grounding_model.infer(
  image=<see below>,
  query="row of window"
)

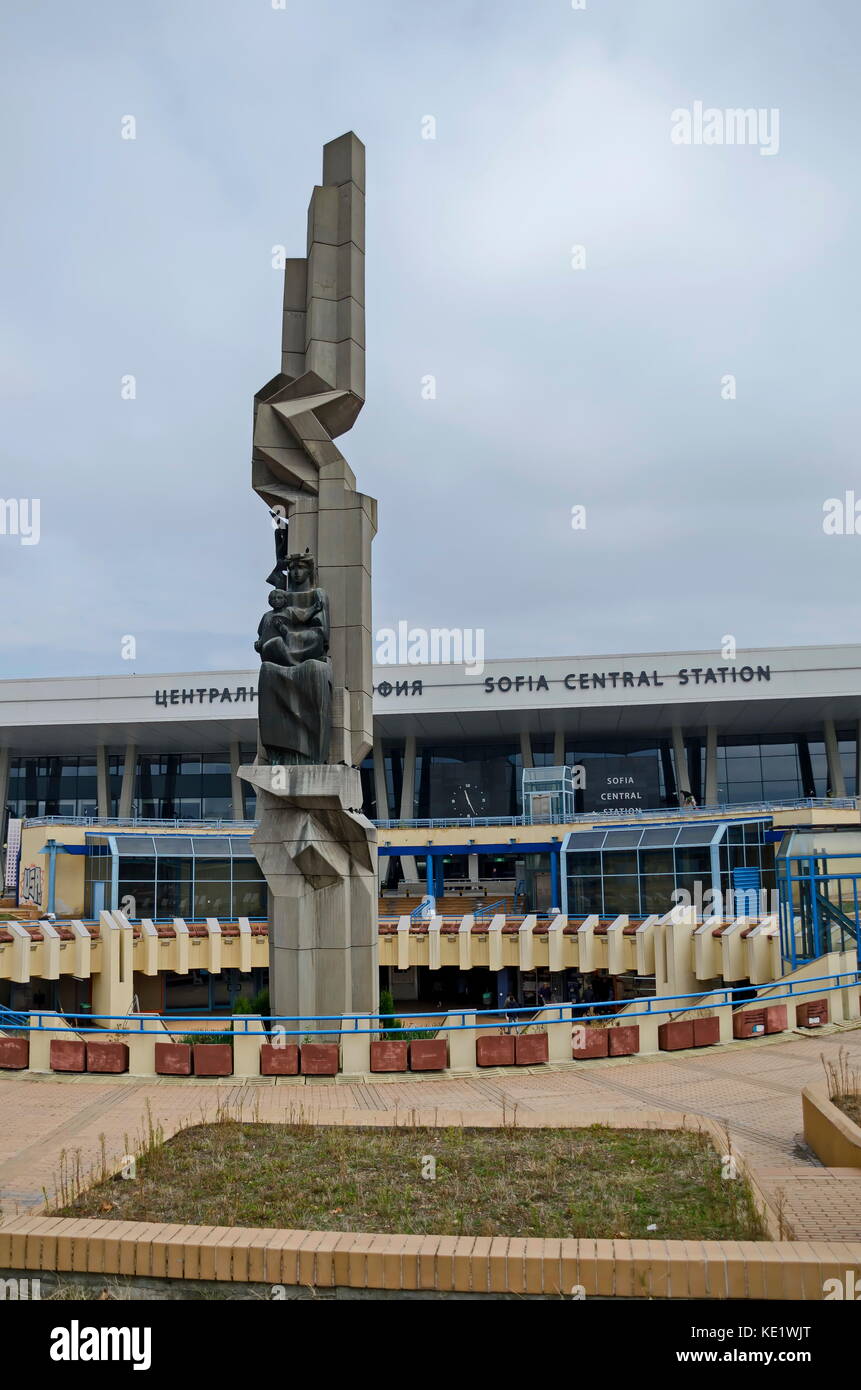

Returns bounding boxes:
[5,751,257,821]
[368,734,858,819]
[4,734,858,825]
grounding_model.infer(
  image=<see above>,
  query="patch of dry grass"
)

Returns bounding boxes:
[822,1046,861,1128]
[58,1122,764,1241]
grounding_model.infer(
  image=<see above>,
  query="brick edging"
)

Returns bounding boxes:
[0,1214,858,1297]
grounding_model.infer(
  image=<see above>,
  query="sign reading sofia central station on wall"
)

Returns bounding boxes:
[482,665,773,694]
[371,657,779,709]
[581,755,660,812]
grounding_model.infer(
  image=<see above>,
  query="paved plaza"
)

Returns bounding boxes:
[0,1028,859,1243]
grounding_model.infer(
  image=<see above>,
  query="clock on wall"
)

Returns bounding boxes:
[448,781,489,817]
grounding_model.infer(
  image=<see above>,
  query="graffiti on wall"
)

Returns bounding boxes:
[19,864,43,907]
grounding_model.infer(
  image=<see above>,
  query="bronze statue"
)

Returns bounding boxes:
[255,547,332,765]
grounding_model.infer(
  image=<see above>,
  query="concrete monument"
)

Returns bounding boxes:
[239,133,378,1019]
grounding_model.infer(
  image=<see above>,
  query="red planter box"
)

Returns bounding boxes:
[300,1043,340,1076]
[193,1043,233,1077]
[692,1016,721,1047]
[0,1037,28,1069]
[409,1039,448,1071]
[515,1032,549,1065]
[260,1043,299,1076]
[476,1034,516,1067]
[154,1042,192,1076]
[50,1039,86,1072]
[764,1005,787,1034]
[796,999,828,1029]
[86,1041,129,1074]
[658,1020,694,1051]
[572,1025,609,1059]
[733,1010,766,1039]
[608,1025,640,1057]
[370,1040,409,1073]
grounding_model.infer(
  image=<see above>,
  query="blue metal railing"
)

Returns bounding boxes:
[474,899,506,918]
[19,969,860,1037]
[0,1003,29,1030]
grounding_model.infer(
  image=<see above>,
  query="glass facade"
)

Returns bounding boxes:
[6,756,100,818]
[564,819,774,918]
[565,737,676,813]
[4,749,259,821]
[716,734,856,803]
[84,833,266,919]
[415,742,523,818]
[135,754,241,820]
[5,728,857,832]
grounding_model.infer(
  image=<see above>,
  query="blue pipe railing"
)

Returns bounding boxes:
[474,899,505,918]
[19,969,860,1037]
[0,1002,29,1029]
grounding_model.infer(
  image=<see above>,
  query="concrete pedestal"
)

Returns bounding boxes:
[239,761,379,1019]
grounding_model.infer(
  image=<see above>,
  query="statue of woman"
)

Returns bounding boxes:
[255,550,332,765]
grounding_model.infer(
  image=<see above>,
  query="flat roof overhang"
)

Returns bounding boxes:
[0,716,258,755]
[373,692,861,742]
[2,692,861,755]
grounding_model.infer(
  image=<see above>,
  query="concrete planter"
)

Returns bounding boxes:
[802,1083,861,1169]
[515,1032,549,1065]
[409,1039,448,1072]
[50,1039,86,1072]
[733,1010,766,1040]
[692,1017,721,1048]
[154,1043,192,1076]
[572,1026,609,1059]
[260,1043,299,1076]
[0,1037,29,1069]
[763,1004,787,1034]
[193,1044,233,1077]
[608,1025,639,1057]
[300,1043,340,1076]
[86,1041,129,1074]
[370,1040,409,1073]
[476,1034,516,1067]
[658,1020,694,1051]
[796,999,828,1028]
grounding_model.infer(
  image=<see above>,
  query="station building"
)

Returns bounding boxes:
[1,642,860,1015]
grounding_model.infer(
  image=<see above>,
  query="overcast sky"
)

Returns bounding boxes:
[0,0,859,678]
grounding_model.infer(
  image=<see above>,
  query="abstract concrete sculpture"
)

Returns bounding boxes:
[240,133,379,1019]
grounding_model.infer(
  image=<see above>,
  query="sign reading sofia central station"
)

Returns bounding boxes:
[371,646,854,710]
[482,664,772,695]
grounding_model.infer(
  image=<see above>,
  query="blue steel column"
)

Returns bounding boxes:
[45,840,58,913]
[550,849,560,911]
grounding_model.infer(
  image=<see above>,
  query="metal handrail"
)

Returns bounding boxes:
[474,899,506,918]
[23,816,257,830]
[22,969,860,1036]
[21,797,858,834]
[373,798,857,831]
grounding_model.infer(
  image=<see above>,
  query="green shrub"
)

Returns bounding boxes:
[379,987,402,1041]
